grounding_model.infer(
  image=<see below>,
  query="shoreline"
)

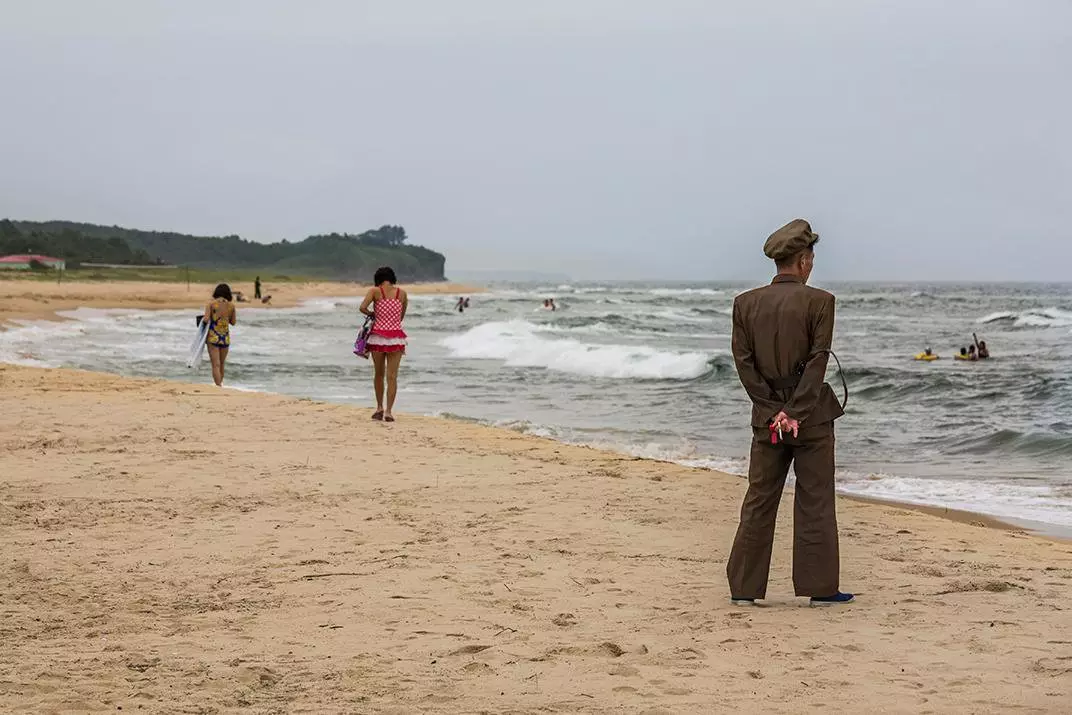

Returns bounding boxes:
[429,416,1072,540]
[0,278,482,325]
[842,493,1072,543]
[2,364,1071,712]
[0,278,1068,538]
[2,345,1069,538]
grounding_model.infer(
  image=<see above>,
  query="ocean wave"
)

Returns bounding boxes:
[530,319,677,337]
[977,307,1072,328]
[438,413,750,474]
[833,364,1008,404]
[531,320,625,336]
[437,408,1072,527]
[944,428,1072,459]
[440,320,715,380]
[293,297,362,312]
[0,349,55,368]
[836,295,896,305]
[651,308,713,324]
[648,287,724,297]
[839,473,1072,527]
[532,312,729,336]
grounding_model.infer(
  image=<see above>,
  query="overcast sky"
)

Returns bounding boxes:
[1,1,1068,281]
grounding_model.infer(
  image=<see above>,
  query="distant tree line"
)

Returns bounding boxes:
[3,220,446,281]
[0,219,157,266]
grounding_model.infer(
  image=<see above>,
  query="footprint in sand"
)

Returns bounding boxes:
[552,613,577,627]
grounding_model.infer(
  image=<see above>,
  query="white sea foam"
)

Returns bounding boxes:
[648,287,724,297]
[838,473,1072,528]
[567,428,1072,527]
[440,320,713,379]
[456,409,1072,528]
[619,445,1072,528]
[652,308,711,324]
[529,322,622,336]
[295,298,347,312]
[977,307,1072,328]
[222,384,270,394]
[0,308,199,369]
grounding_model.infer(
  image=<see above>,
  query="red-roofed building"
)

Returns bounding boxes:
[0,254,67,270]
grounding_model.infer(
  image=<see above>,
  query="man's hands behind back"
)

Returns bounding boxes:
[772,411,800,439]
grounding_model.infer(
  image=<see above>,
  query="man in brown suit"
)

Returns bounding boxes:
[726,219,853,606]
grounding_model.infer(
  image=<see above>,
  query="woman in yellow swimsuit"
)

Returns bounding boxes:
[203,283,237,386]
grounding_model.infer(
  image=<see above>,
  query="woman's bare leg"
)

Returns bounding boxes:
[384,351,403,418]
[208,346,223,386]
[218,346,229,383]
[372,351,386,413]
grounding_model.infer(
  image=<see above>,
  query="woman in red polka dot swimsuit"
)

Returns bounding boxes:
[359,266,409,422]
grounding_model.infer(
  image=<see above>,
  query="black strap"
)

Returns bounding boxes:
[812,349,849,411]
[766,375,801,390]
[766,350,849,411]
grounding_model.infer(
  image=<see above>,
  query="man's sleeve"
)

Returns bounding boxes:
[731,299,783,425]
[784,294,835,424]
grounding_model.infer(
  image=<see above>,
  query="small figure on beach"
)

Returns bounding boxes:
[254,276,262,300]
[203,283,236,386]
[261,294,272,305]
[727,219,852,606]
[360,266,408,423]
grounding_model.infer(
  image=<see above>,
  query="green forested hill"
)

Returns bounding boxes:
[2,220,446,281]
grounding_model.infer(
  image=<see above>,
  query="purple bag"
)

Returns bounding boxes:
[353,314,373,359]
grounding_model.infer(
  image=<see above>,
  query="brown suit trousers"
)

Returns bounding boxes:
[726,422,839,599]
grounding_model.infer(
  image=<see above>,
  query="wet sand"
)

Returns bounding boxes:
[1,365,1070,713]
[0,279,479,325]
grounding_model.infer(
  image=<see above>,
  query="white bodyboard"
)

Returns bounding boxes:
[187,319,209,368]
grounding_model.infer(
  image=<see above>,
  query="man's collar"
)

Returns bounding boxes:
[771,274,804,285]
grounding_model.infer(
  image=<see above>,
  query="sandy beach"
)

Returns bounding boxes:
[0,279,478,325]
[1,364,1070,713]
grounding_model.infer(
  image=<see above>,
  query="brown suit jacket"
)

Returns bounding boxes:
[732,275,845,428]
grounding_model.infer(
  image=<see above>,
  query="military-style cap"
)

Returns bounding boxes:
[763,218,820,261]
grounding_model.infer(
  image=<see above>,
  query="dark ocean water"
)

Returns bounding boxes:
[4,281,1071,529]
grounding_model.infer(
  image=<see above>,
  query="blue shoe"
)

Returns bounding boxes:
[810,592,854,606]
[730,597,757,606]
